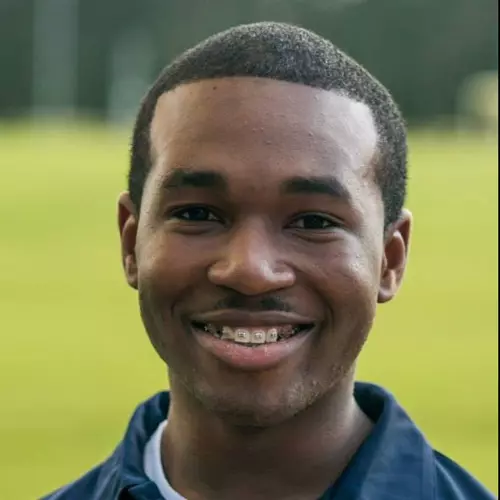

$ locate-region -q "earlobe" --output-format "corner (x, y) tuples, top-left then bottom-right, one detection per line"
(378, 209), (412, 304)
(118, 192), (139, 290)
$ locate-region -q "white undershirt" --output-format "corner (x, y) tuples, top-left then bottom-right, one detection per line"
(143, 420), (186, 500)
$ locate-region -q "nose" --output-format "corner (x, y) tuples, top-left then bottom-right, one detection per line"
(208, 222), (295, 295)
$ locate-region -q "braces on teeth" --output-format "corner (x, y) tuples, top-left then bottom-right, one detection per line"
(200, 323), (307, 344)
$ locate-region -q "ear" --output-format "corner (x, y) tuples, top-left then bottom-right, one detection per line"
(118, 192), (139, 289)
(378, 209), (412, 303)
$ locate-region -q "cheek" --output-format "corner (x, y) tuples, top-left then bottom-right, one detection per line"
(137, 231), (206, 300)
(135, 232), (208, 359)
(303, 245), (380, 381)
(304, 240), (381, 324)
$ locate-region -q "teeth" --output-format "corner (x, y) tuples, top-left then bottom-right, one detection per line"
(234, 329), (250, 344)
(221, 326), (235, 340)
(204, 323), (219, 336)
(266, 328), (278, 342)
(200, 324), (295, 344)
(250, 330), (266, 344)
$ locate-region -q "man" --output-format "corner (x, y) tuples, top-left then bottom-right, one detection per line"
(42, 22), (495, 500)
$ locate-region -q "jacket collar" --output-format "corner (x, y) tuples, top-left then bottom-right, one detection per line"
(323, 383), (435, 499)
(110, 383), (435, 500)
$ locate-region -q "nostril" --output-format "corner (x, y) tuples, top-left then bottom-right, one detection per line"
(207, 245), (296, 296)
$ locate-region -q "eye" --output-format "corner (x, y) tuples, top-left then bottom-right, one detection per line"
(170, 206), (221, 222)
(288, 214), (338, 230)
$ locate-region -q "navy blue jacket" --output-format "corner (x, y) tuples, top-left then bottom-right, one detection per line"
(41, 383), (495, 500)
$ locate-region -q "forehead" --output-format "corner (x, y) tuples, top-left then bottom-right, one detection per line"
(149, 77), (378, 190)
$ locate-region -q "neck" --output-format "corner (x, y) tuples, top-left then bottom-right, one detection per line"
(161, 374), (373, 500)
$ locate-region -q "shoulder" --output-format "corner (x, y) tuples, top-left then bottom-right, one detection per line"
(434, 451), (496, 500)
(39, 392), (170, 499)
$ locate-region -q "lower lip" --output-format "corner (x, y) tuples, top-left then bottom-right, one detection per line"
(193, 327), (313, 371)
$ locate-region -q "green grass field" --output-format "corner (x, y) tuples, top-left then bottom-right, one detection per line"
(0, 123), (497, 499)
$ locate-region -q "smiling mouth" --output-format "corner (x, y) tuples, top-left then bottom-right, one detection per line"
(191, 321), (315, 347)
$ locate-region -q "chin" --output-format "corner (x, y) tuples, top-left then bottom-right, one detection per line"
(191, 380), (317, 428)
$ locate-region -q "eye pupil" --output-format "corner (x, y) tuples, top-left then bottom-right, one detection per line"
(302, 215), (328, 229)
(188, 207), (209, 220)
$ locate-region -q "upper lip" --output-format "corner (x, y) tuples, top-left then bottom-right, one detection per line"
(190, 310), (316, 328)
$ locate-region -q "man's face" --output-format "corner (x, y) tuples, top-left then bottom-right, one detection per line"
(120, 77), (409, 425)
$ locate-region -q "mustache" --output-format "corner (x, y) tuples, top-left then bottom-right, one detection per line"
(210, 294), (293, 313)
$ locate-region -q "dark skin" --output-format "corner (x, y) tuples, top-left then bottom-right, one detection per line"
(118, 77), (411, 500)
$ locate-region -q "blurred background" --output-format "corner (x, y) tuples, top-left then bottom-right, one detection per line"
(0, 0), (497, 498)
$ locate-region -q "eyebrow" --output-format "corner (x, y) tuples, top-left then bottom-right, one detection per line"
(281, 176), (352, 203)
(161, 168), (227, 191)
(161, 168), (352, 204)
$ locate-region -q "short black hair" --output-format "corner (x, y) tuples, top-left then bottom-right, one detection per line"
(130, 22), (407, 227)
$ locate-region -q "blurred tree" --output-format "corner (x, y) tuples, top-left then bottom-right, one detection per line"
(0, 1), (33, 117)
(0, 0), (497, 122)
(297, 0), (498, 120)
